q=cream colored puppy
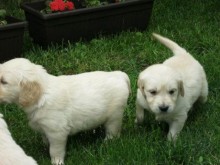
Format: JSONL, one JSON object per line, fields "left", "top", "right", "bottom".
{"left": 0, "top": 113, "right": 38, "bottom": 165}
{"left": 136, "top": 33, "right": 208, "bottom": 141}
{"left": 0, "top": 58, "right": 130, "bottom": 165}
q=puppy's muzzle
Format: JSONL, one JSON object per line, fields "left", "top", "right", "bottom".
{"left": 159, "top": 105, "right": 169, "bottom": 112}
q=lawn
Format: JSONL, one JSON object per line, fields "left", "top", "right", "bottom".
{"left": 1, "top": 0, "right": 220, "bottom": 165}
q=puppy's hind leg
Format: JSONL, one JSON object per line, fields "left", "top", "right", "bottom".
{"left": 104, "top": 109, "right": 124, "bottom": 140}
{"left": 198, "top": 78, "right": 208, "bottom": 104}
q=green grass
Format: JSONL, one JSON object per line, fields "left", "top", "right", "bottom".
{"left": 1, "top": 0, "right": 220, "bottom": 164}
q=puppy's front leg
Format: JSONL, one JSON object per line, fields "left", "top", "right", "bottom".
{"left": 135, "top": 101, "right": 145, "bottom": 124}
{"left": 47, "top": 133, "right": 68, "bottom": 165}
{"left": 167, "top": 115, "right": 187, "bottom": 141}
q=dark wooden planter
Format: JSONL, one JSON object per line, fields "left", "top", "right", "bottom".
{"left": 21, "top": 0, "right": 154, "bottom": 47}
{"left": 0, "top": 16, "right": 27, "bottom": 62}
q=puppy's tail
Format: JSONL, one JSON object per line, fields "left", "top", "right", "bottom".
{"left": 152, "top": 33, "right": 187, "bottom": 55}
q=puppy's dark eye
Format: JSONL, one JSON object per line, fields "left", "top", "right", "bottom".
{"left": 1, "top": 78, "right": 8, "bottom": 85}
{"left": 149, "top": 90, "right": 157, "bottom": 95}
{"left": 169, "top": 89, "right": 176, "bottom": 95}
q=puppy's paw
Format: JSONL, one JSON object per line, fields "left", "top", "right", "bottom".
{"left": 167, "top": 132, "right": 178, "bottom": 142}
{"left": 51, "top": 157, "right": 64, "bottom": 165}
{"left": 104, "top": 132, "right": 120, "bottom": 141}
{"left": 104, "top": 136, "right": 113, "bottom": 141}
{"left": 134, "top": 117, "right": 144, "bottom": 125}
{"left": 134, "top": 118, "right": 138, "bottom": 124}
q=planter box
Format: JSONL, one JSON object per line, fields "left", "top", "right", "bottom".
{"left": 21, "top": 0, "right": 154, "bottom": 47}
{"left": 0, "top": 16, "right": 27, "bottom": 62}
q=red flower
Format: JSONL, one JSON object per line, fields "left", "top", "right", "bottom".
{"left": 50, "top": 1, "right": 59, "bottom": 11}
{"left": 49, "top": 0, "right": 75, "bottom": 12}
{"left": 58, "top": 0, "right": 66, "bottom": 11}
{"left": 66, "top": 1, "right": 75, "bottom": 10}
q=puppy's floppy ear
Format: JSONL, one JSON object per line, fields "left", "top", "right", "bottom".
{"left": 178, "top": 80, "right": 184, "bottom": 97}
{"left": 137, "top": 78, "right": 146, "bottom": 98}
{"left": 19, "top": 81, "right": 42, "bottom": 107}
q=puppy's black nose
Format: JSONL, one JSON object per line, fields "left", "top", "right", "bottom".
{"left": 159, "top": 105, "right": 169, "bottom": 112}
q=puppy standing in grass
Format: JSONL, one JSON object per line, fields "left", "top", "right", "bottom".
{"left": 0, "top": 113, "right": 38, "bottom": 165}
{"left": 0, "top": 58, "right": 130, "bottom": 165}
{"left": 136, "top": 33, "right": 208, "bottom": 141}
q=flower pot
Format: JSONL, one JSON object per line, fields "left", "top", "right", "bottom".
{"left": 21, "top": 0, "right": 154, "bottom": 47}
{"left": 0, "top": 16, "right": 27, "bottom": 62}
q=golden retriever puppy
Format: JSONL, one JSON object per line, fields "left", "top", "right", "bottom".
{"left": 136, "top": 33, "right": 208, "bottom": 141}
{"left": 0, "top": 113, "right": 38, "bottom": 165}
{"left": 0, "top": 58, "right": 130, "bottom": 165}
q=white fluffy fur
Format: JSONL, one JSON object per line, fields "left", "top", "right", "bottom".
{"left": 0, "top": 113, "right": 38, "bottom": 165}
{"left": 136, "top": 33, "right": 208, "bottom": 141}
{"left": 0, "top": 58, "right": 130, "bottom": 165}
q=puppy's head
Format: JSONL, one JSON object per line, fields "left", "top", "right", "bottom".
{"left": 0, "top": 58, "right": 46, "bottom": 108}
{"left": 138, "top": 64, "right": 184, "bottom": 115}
